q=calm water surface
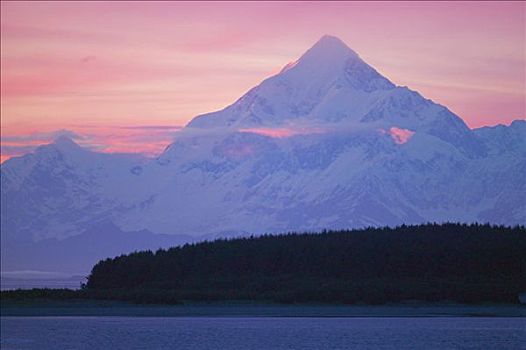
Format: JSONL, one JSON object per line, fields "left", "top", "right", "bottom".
{"left": 1, "top": 317, "right": 524, "bottom": 349}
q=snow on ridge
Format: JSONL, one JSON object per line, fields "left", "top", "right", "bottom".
{"left": 1, "top": 35, "right": 524, "bottom": 273}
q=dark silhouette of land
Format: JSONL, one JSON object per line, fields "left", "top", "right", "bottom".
{"left": 3, "top": 223, "right": 524, "bottom": 306}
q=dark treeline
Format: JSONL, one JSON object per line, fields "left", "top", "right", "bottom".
{"left": 0, "top": 288, "right": 181, "bottom": 305}
{"left": 82, "top": 223, "right": 526, "bottom": 304}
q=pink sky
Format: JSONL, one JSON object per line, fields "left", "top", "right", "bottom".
{"left": 1, "top": 1, "right": 524, "bottom": 162}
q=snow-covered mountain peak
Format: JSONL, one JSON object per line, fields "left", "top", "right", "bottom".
{"left": 52, "top": 135, "right": 82, "bottom": 150}
{"left": 187, "top": 36, "right": 397, "bottom": 130}
{"left": 295, "top": 34, "right": 359, "bottom": 68}
{"left": 31, "top": 135, "right": 86, "bottom": 160}
{"left": 314, "top": 34, "right": 352, "bottom": 50}
{"left": 474, "top": 119, "right": 526, "bottom": 156}
{"left": 180, "top": 35, "right": 482, "bottom": 159}
{"left": 277, "top": 34, "right": 394, "bottom": 93}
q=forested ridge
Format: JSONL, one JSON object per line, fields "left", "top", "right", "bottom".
{"left": 83, "top": 223, "right": 525, "bottom": 304}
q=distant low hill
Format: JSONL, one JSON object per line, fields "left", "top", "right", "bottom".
{"left": 85, "top": 223, "right": 526, "bottom": 304}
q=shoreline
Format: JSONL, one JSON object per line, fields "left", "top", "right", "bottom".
{"left": 2, "top": 301, "right": 524, "bottom": 317}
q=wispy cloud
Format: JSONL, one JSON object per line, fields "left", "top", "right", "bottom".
{"left": 1, "top": 125, "right": 183, "bottom": 162}
{"left": 239, "top": 126, "right": 327, "bottom": 138}
{"left": 115, "top": 125, "right": 183, "bottom": 131}
{"left": 1, "top": 129, "right": 84, "bottom": 143}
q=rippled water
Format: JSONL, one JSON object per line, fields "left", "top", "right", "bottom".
{"left": 1, "top": 317, "right": 524, "bottom": 349}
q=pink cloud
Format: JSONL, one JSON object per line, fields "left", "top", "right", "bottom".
{"left": 381, "top": 127, "right": 415, "bottom": 145}
{"left": 239, "top": 127, "right": 326, "bottom": 138}
{"left": 72, "top": 125, "right": 182, "bottom": 156}
{"left": 0, "top": 125, "right": 182, "bottom": 162}
{"left": 239, "top": 128, "right": 296, "bottom": 138}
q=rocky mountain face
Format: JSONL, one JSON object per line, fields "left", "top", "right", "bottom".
{"left": 1, "top": 35, "right": 524, "bottom": 273}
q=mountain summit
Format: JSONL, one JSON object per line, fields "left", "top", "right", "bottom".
{"left": 306, "top": 34, "right": 356, "bottom": 55}
{"left": 187, "top": 35, "right": 476, "bottom": 154}
{"left": 286, "top": 34, "right": 361, "bottom": 75}
{"left": 2, "top": 36, "right": 524, "bottom": 273}
{"left": 188, "top": 35, "right": 398, "bottom": 129}
{"left": 285, "top": 34, "right": 394, "bottom": 91}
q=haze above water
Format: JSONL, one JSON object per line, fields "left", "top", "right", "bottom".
{"left": 1, "top": 317, "right": 524, "bottom": 350}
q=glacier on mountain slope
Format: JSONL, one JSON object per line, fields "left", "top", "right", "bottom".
{"left": 1, "top": 35, "right": 524, "bottom": 273}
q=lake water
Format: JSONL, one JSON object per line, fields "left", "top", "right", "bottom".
{"left": 0, "top": 278, "right": 83, "bottom": 291}
{"left": 1, "top": 317, "right": 524, "bottom": 349}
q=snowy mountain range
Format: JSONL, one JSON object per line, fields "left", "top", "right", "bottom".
{"left": 1, "top": 35, "right": 525, "bottom": 274}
